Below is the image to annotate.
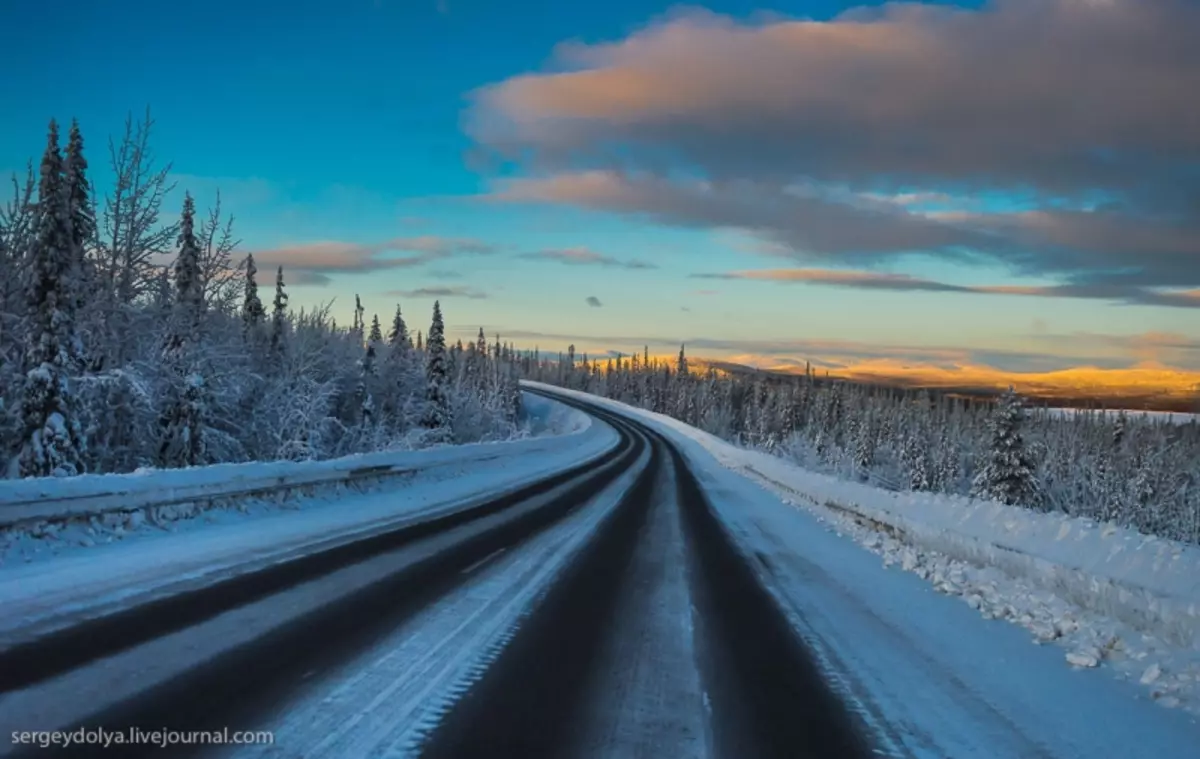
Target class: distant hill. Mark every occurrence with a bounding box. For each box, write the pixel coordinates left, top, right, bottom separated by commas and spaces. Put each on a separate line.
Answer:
688, 357, 1200, 413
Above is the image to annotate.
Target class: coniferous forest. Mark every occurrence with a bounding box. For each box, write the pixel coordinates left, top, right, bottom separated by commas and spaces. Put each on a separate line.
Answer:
3, 116, 1198, 547
520, 346, 1200, 545
0, 117, 523, 480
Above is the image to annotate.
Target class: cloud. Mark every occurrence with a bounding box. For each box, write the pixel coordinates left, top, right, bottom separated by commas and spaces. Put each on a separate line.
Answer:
518, 246, 657, 269
251, 236, 498, 286
693, 268, 1200, 308
693, 268, 971, 293
471, 1, 1200, 287
494, 172, 988, 265
586, 296, 603, 307
386, 286, 488, 299
470, 1, 1200, 197
1028, 330, 1200, 367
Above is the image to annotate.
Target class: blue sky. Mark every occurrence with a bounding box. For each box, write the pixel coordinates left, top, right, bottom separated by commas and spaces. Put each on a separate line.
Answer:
3, 0, 1198, 385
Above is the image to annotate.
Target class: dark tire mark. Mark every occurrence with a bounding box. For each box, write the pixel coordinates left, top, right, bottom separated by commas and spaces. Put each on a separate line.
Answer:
0, 422, 632, 695
416, 430, 660, 759
7, 413, 645, 759
669, 438, 874, 759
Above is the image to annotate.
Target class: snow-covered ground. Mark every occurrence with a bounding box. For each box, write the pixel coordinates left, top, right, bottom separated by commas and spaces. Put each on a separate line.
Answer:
528, 382, 1200, 738
1042, 407, 1199, 424
221, 436, 654, 759
0, 391, 595, 565
0, 393, 612, 642
0, 440, 652, 752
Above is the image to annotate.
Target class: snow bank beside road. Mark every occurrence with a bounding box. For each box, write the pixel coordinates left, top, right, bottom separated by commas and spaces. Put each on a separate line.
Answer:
525, 382, 1200, 716
0, 392, 602, 563
0, 403, 618, 641
0, 392, 593, 527
521, 391, 592, 436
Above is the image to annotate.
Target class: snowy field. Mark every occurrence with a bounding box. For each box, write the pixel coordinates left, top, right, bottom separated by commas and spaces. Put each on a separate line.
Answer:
1042, 407, 1199, 424
0, 393, 613, 641
527, 382, 1200, 723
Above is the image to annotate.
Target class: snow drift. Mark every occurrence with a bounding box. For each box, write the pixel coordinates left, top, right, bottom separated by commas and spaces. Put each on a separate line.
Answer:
526, 382, 1200, 652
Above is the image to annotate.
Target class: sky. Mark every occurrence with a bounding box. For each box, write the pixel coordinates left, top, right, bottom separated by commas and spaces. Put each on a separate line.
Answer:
2, 0, 1199, 399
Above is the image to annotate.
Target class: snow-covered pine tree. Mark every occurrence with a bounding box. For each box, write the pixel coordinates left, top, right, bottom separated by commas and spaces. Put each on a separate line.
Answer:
157, 194, 208, 468
162, 193, 203, 361
17, 120, 86, 477
971, 387, 1039, 506
353, 294, 365, 343
63, 119, 95, 368
368, 313, 382, 345
421, 301, 453, 441
158, 371, 207, 467
270, 265, 288, 363
388, 304, 411, 352
241, 253, 265, 338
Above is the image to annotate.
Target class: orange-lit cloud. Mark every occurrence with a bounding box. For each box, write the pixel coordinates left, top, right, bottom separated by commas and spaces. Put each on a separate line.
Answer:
471, 1, 1200, 289
251, 237, 499, 286
471, 1, 1200, 196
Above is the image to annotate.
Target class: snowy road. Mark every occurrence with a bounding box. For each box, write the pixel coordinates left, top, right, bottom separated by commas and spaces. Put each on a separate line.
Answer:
3, 389, 1198, 758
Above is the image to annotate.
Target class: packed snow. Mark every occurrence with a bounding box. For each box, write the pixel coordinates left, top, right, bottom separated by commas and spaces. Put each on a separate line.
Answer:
527, 382, 1200, 728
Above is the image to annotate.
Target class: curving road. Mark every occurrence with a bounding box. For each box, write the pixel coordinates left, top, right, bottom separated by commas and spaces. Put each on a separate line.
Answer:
0, 392, 876, 758
8, 390, 1194, 758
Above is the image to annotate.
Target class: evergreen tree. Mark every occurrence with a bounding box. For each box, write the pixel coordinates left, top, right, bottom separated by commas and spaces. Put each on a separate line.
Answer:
270, 265, 288, 361
421, 301, 453, 439
158, 371, 207, 467
63, 119, 94, 367
18, 120, 85, 477
971, 387, 1039, 506
353, 294, 365, 343
163, 193, 203, 360
241, 253, 265, 337
158, 194, 208, 468
388, 303, 410, 350
368, 313, 382, 344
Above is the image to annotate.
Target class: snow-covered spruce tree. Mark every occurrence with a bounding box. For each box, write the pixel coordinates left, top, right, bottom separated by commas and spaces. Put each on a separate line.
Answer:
157, 194, 207, 468
380, 303, 418, 429
63, 119, 95, 369
16, 120, 86, 477
971, 387, 1039, 507
355, 316, 379, 430
421, 300, 453, 442
269, 265, 288, 365
162, 194, 203, 360
368, 313, 382, 345
388, 304, 410, 350
241, 253, 265, 339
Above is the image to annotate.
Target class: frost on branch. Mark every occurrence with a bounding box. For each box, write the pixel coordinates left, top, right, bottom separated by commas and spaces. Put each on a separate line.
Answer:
1, 119, 527, 479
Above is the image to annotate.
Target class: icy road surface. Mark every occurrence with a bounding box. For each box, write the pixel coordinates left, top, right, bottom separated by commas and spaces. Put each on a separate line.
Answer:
1, 389, 1196, 758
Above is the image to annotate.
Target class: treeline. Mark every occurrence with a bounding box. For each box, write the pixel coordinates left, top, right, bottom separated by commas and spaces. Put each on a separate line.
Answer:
521, 345, 1200, 545
0, 116, 522, 478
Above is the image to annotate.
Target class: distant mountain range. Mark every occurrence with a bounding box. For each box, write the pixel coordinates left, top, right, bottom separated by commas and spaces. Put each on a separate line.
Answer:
690, 358, 1200, 414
